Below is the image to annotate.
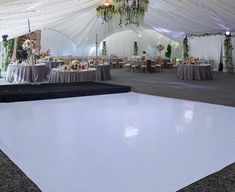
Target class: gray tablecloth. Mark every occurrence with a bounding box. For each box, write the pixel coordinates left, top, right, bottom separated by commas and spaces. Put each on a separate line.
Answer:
49, 69, 96, 83
44, 61, 64, 74
94, 64, 111, 81
177, 64, 212, 80
6, 64, 48, 83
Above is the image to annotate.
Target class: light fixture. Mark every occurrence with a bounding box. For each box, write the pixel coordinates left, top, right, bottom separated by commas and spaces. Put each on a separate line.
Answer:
96, 0, 149, 27
225, 31, 231, 37
2, 35, 8, 42
96, 0, 114, 22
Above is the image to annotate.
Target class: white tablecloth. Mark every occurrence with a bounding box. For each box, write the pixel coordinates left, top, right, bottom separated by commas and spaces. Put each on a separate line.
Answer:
6, 64, 48, 83
49, 69, 97, 83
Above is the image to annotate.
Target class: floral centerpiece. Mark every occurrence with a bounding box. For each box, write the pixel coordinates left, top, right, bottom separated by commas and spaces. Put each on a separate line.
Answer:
22, 39, 36, 51
156, 44, 165, 57
89, 59, 95, 65
40, 49, 53, 61
64, 65, 70, 71
69, 60, 80, 70
22, 39, 37, 64
157, 44, 164, 51
44, 55, 53, 61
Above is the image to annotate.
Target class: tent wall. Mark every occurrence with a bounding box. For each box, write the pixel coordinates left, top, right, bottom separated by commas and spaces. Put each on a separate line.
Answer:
41, 29, 77, 56
188, 35, 225, 71
41, 29, 182, 59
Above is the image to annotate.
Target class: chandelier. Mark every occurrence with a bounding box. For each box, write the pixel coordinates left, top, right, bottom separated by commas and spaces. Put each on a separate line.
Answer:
96, 0, 149, 26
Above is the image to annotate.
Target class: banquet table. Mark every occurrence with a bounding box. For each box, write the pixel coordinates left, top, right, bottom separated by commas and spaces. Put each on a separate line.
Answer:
6, 64, 48, 83
49, 68, 96, 83
44, 61, 64, 74
90, 64, 111, 81
177, 64, 212, 80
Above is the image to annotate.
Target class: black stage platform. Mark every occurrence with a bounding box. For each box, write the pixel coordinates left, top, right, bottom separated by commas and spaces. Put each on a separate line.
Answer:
0, 82, 131, 102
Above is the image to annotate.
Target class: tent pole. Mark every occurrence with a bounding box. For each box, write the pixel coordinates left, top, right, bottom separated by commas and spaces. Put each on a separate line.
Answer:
28, 19, 34, 66
96, 33, 98, 62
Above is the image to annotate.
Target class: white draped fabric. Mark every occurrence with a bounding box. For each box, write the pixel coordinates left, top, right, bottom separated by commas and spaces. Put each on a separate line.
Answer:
41, 29, 77, 56
188, 35, 225, 71
1, 0, 235, 42
41, 28, 182, 58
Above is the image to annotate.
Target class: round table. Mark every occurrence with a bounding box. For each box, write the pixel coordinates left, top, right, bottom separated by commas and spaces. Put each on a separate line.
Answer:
90, 64, 111, 81
6, 64, 48, 83
49, 68, 97, 83
177, 64, 212, 80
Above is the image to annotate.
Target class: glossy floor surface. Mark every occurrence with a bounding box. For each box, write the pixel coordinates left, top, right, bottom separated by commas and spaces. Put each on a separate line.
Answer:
0, 92, 235, 192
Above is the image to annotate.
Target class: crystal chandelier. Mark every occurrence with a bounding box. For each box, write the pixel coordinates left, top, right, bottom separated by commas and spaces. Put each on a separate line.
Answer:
96, 0, 149, 26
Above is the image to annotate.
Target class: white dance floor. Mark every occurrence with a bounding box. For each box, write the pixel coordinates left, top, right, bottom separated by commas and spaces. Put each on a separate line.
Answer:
0, 92, 235, 192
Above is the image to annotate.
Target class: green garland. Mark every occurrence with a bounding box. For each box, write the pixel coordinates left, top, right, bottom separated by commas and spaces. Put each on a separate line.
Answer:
187, 32, 223, 38
134, 41, 138, 56
224, 36, 233, 72
183, 36, 189, 59
1, 39, 14, 71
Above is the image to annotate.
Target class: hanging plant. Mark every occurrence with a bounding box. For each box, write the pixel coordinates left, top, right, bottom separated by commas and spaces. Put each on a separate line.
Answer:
1, 39, 14, 71
134, 41, 138, 56
183, 36, 189, 58
96, 3, 115, 22
96, 0, 149, 27
102, 41, 107, 56
165, 44, 172, 58
224, 36, 233, 72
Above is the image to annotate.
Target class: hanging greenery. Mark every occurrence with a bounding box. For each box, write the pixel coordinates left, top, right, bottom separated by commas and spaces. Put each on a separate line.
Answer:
224, 36, 233, 73
187, 32, 223, 38
183, 36, 189, 58
96, 0, 149, 27
165, 44, 172, 58
134, 41, 138, 56
96, 4, 115, 22
102, 41, 107, 56
1, 39, 14, 71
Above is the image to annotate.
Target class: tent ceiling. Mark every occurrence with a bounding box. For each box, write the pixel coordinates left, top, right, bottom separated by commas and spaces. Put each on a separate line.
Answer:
0, 0, 235, 42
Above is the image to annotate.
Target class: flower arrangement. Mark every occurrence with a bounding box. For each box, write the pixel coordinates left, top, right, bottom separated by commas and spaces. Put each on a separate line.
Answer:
89, 59, 95, 64
157, 44, 164, 52
64, 65, 70, 71
44, 55, 53, 61
22, 39, 36, 51
40, 49, 51, 58
69, 60, 80, 70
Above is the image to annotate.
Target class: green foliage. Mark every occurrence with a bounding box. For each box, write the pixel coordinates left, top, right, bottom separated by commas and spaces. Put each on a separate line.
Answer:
165, 44, 172, 58
224, 36, 233, 72
102, 41, 107, 56
1, 39, 14, 71
96, 4, 115, 22
16, 36, 27, 60
183, 36, 189, 59
134, 42, 138, 56
96, 0, 149, 27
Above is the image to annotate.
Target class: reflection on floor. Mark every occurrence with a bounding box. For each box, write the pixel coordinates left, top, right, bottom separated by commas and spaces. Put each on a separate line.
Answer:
0, 92, 234, 192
